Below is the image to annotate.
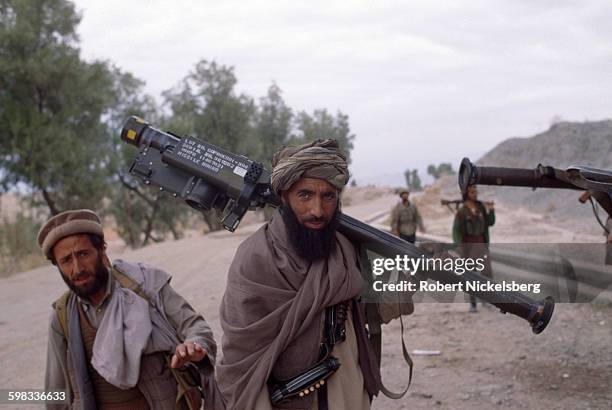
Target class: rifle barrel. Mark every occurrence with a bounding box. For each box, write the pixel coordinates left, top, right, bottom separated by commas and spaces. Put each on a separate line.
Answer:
459, 158, 579, 195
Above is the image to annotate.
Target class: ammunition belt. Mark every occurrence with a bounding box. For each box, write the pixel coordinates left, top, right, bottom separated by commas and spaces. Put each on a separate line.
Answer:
268, 356, 340, 404
268, 301, 349, 406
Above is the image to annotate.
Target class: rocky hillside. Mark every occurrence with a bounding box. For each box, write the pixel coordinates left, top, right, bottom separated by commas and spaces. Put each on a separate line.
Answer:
478, 120, 612, 169
471, 120, 612, 235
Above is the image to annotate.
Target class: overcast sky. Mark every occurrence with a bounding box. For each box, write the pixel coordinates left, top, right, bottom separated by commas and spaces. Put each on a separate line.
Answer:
73, 0, 612, 186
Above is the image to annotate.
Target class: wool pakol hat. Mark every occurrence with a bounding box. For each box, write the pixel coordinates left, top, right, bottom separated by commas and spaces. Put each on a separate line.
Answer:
37, 209, 104, 257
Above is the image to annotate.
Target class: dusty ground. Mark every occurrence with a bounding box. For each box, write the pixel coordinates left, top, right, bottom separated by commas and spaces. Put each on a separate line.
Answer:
1, 187, 611, 409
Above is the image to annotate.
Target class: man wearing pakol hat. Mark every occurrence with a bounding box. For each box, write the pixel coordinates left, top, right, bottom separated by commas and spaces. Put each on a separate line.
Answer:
217, 140, 384, 410
39, 209, 219, 409
390, 189, 425, 244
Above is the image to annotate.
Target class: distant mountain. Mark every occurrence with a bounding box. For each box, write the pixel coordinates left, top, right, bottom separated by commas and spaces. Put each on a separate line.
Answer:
474, 120, 612, 235
478, 120, 612, 169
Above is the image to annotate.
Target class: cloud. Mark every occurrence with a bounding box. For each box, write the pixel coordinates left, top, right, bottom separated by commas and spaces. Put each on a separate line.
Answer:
73, 0, 612, 183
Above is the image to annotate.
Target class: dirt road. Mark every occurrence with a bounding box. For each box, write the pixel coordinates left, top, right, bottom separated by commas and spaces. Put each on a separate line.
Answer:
1, 189, 610, 409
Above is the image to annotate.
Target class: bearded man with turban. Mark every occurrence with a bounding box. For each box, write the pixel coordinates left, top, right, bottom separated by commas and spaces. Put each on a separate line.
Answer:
217, 140, 381, 410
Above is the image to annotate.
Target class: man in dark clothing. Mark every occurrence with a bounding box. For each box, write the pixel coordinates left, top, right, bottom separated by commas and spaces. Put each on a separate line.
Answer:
452, 185, 496, 312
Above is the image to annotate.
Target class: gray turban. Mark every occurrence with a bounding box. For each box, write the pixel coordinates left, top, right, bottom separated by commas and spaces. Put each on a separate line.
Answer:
271, 139, 349, 194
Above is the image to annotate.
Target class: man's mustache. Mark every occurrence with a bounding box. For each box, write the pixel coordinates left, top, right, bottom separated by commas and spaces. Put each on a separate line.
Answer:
302, 216, 328, 224
73, 271, 93, 282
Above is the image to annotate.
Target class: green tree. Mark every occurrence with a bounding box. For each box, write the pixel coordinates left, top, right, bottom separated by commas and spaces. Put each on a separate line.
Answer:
106, 69, 192, 247
292, 109, 355, 165
0, 1, 190, 248
254, 83, 292, 167
254, 83, 293, 221
427, 164, 440, 180
438, 163, 454, 176
410, 169, 422, 190
163, 60, 257, 154
162, 59, 258, 231
0, 0, 115, 215
404, 168, 422, 191
427, 162, 455, 180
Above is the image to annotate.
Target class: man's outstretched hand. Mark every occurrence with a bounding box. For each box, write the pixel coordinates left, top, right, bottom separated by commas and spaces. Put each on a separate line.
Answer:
170, 341, 207, 368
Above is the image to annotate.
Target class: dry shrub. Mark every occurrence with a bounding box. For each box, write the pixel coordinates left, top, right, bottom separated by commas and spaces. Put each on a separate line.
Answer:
0, 213, 45, 276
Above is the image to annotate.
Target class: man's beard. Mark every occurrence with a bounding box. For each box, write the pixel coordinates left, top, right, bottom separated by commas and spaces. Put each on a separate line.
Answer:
281, 204, 341, 262
60, 255, 109, 300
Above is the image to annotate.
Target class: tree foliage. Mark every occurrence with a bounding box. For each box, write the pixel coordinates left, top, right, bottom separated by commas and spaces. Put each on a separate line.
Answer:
162, 60, 257, 156
0, 0, 115, 215
404, 169, 422, 191
106, 69, 192, 247
293, 109, 355, 165
427, 162, 455, 180
161, 60, 259, 231
0, 1, 359, 247
254, 83, 293, 167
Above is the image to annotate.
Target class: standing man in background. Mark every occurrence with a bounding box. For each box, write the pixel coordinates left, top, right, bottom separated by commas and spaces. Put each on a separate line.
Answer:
390, 189, 426, 243
453, 185, 496, 313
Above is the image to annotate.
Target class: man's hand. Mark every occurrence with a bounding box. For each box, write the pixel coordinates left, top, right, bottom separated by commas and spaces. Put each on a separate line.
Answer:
485, 200, 495, 211
170, 341, 207, 369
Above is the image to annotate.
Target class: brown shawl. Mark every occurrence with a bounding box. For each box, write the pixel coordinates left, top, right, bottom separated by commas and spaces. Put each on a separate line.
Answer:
218, 210, 380, 409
